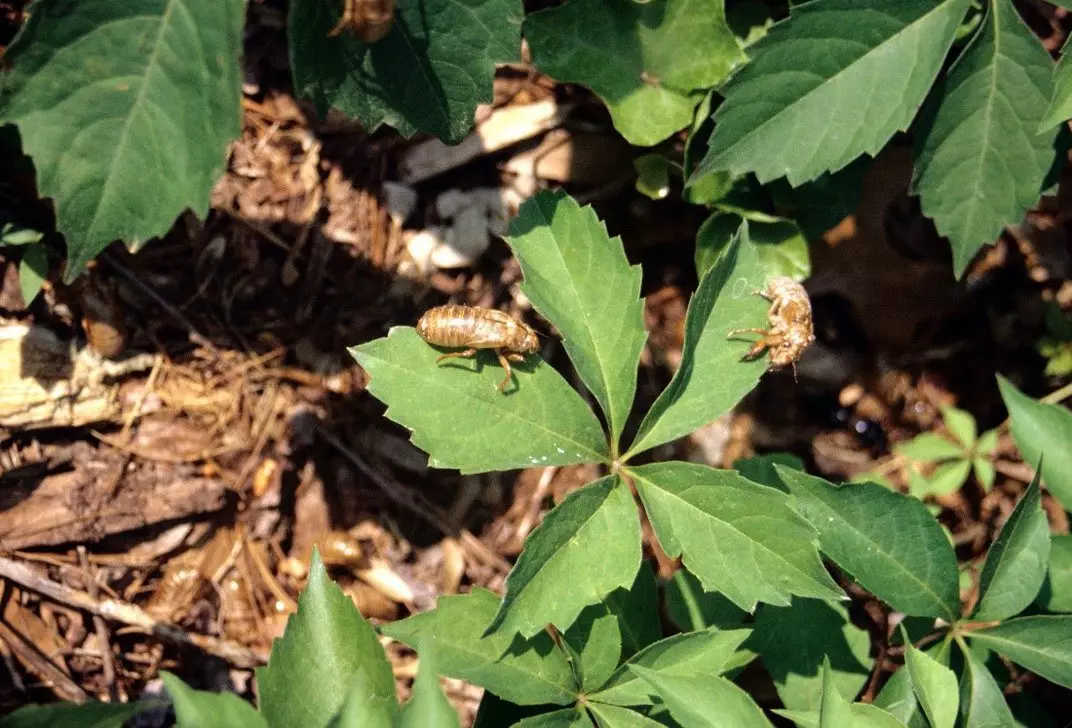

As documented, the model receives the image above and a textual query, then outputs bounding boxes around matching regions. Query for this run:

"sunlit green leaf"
[587,703,665,728]
[998,375,1072,510]
[18,245,47,306]
[895,433,965,463]
[941,406,977,449]
[399,641,461,728]
[873,666,926,728]
[695,213,809,282]
[816,658,854,728]
[968,615,1072,689]
[958,642,1017,728]
[626,665,773,727]
[161,672,266,728]
[1036,535,1072,613]
[562,604,622,693]
[904,638,957,728]
[1041,37,1072,132]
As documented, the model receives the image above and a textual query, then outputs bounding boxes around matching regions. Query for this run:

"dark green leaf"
[515,709,595,728]
[288,0,521,143]
[998,375,1072,510]
[563,604,622,693]
[626,224,770,456]
[695,213,809,282]
[506,191,647,447]
[626,665,773,727]
[0,702,145,728]
[904,638,958,728]
[592,628,751,707]
[0,0,243,279]
[161,672,265,728]
[699,0,971,186]
[959,641,1017,728]
[400,641,461,728]
[257,551,396,728]
[381,587,577,705]
[733,452,805,492]
[664,567,749,633]
[605,562,661,659]
[1036,534,1072,613]
[632,462,841,612]
[525,0,744,146]
[777,468,960,621]
[634,155,675,201]
[487,476,642,638]
[967,615,1072,689]
[912,0,1058,277]
[974,473,1050,621]
[350,328,609,474]
[1040,37,1072,131]
[752,599,870,711]
[18,245,47,306]
[471,693,555,728]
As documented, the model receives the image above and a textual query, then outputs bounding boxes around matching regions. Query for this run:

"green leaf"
[918,458,973,497]
[626,223,769,457]
[766,159,869,241]
[400,641,461,728]
[505,191,646,447]
[325,680,394,728]
[733,452,805,492]
[605,562,661,660]
[562,604,623,693]
[817,658,854,728]
[873,667,926,728]
[904,638,958,728]
[778,468,960,621]
[664,567,749,633]
[752,599,870,711]
[998,375,1072,510]
[1041,37,1072,132]
[350,328,609,474]
[1036,535,1072,613]
[634,155,675,201]
[525,0,744,146]
[778,704,908,728]
[632,462,841,612]
[592,628,752,707]
[941,406,977,449]
[487,476,642,638]
[626,665,773,727]
[257,550,396,728]
[587,703,665,728]
[381,588,576,705]
[0,0,243,280]
[974,473,1050,621]
[18,245,47,306]
[288,0,520,144]
[912,0,1058,277]
[515,709,595,728]
[695,213,809,282]
[973,457,996,492]
[0,224,43,246]
[959,641,1017,728]
[471,694,549,728]
[698,0,971,186]
[895,433,965,463]
[967,615,1072,689]
[0,702,146,728]
[977,428,999,457]
[161,672,266,728]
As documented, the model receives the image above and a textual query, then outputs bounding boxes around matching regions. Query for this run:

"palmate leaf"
[777,468,960,621]
[630,463,842,612]
[958,642,1017,728]
[0,0,244,280]
[967,615,1072,689]
[161,672,266,728]
[350,328,608,474]
[562,604,623,693]
[486,476,642,638]
[872,665,926,728]
[698,0,971,186]
[904,639,957,728]
[525,0,744,146]
[973,473,1050,621]
[912,0,1057,277]
[586,703,664,728]
[289,0,521,143]
[625,222,768,457]
[257,551,396,728]
[626,665,773,728]
[997,375,1072,510]
[381,588,577,706]
[506,192,646,448]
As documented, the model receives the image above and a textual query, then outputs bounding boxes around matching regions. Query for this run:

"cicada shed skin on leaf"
[416,305,540,392]
[728,276,815,373]
[328,0,395,43]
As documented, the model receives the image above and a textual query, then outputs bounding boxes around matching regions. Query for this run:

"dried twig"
[77,546,120,702]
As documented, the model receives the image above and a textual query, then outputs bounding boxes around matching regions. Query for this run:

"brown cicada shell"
[728,276,815,373]
[328,0,395,43]
[416,304,540,392]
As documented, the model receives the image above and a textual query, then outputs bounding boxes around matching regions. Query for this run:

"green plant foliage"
[872,666,926,728]
[698,0,970,186]
[515,709,594,727]
[0,702,145,728]
[896,407,998,496]
[751,599,870,711]
[0,0,244,280]
[562,604,623,693]
[967,616,1072,689]
[288,0,521,143]
[778,468,960,621]
[904,638,958,728]
[604,563,661,660]
[399,642,461,728]
[18,244,47,305]
[505,191,647,447]
[631,462,841,612]
[664,568,749,633]
[1036,535,1072,613]
[957,642,1017,728]
[998,376,1072,510]
[161,672,266,728]
[350,328,609,474]
[381,588,577,706]
[525,0,744,146]
[325,681,394,728]
[694,212,809,282]
[1041,38,1072,132]
[778,703,907,728]
[590,628,751,707]
[912,0,1058,277]
[627,665,773,727]
[634,154,675,201]
[486,476,642,638]
[816,658,854,728]
[587,702,665,727]
[973,474,1050,621]
[256,550,397,728]
[625,223,768,456]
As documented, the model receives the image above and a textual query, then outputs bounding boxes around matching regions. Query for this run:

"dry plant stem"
[77,546,119,702]
[0,617,87,703]
[0,557,264,669]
